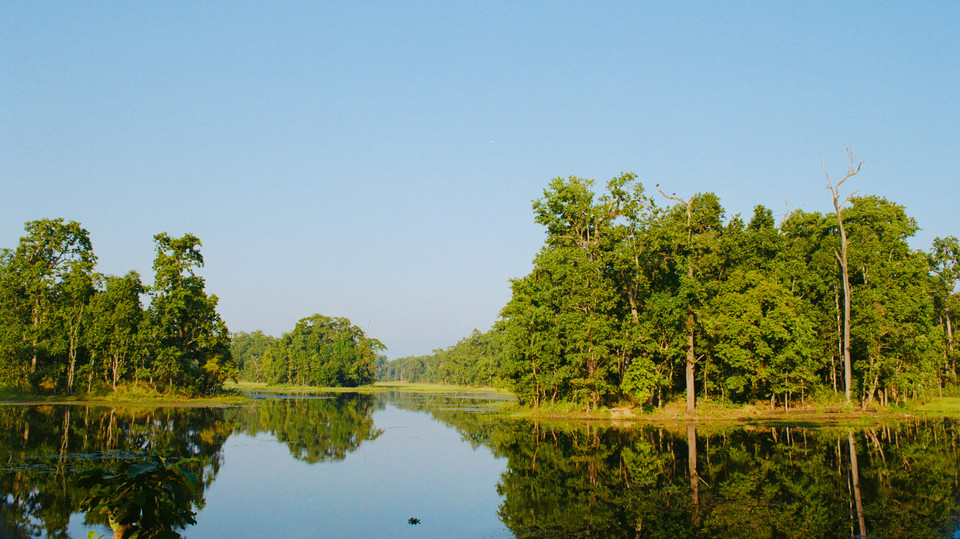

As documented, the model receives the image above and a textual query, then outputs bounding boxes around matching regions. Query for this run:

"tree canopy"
[412,168,955,414]
[240,314,384,388]
[0,219,236,395]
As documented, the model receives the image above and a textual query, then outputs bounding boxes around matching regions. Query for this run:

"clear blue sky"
[3,2,958,359]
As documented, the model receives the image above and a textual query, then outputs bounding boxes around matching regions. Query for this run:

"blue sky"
[3,2,958,358]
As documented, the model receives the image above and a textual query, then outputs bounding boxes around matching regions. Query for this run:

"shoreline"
[3,382,957,428]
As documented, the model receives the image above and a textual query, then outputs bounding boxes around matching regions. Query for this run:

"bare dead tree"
[823,144,862,405]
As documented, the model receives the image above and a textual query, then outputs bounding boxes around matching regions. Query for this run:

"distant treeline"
[383,162,960,413]
[0,219,234,395]
[231,314,384,387]
[377,328,507,387]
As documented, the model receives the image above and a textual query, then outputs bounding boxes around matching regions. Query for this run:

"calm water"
[1,393,959,538]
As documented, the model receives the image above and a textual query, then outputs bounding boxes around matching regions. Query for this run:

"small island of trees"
[231,314,384,388]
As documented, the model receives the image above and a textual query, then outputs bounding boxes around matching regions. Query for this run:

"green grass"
[227,379,511,397]
[500,392,960,427]
[908,396,960,414]
[0,385,251,407]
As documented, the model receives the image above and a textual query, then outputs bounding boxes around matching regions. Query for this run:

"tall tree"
[655,187,724,416]
[267,314,383,387]
[845,196,938,406]
[823,145,862,404]
[2,218,96,388]
[502,175,646,408]
[231,330,277,382]
[929,236,960,377]
[149,233,234,394]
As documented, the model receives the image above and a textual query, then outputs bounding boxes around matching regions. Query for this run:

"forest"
[0,219,234,395]
[6,154,959,413]
[383,154,960,414]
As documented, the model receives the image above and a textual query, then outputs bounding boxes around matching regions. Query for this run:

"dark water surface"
[1,393,959,538]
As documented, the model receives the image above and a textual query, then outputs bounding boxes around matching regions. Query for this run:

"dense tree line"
[0,218,234,395]
[232,314,383,387]
[495,164,958,412]
[377,166,958,412]
[378,328,507,387]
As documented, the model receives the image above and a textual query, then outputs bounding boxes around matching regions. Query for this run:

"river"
[0,391,957,538]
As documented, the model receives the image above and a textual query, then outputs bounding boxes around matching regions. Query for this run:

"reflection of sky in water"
[75,404,510,538]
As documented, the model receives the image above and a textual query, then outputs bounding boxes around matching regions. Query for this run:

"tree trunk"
[824,146,861,405]
[31,298,41,373]
[627,285,639,324]
[686,312,696,416]
[840,244,853,405]
[112,354,120,390]
[112,522,136,539]
[947,309,955,376]
[66,305,84,394]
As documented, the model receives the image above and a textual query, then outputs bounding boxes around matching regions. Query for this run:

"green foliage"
[0,404,235,538]
[379,327,508,387]
[233,394,382,462]
[78,456,200,538]
[148,233,235,394]
[0,220,235,396]
[498,173,953,411]
[230,330,277,381]
[242,314,384,388]
[447,416,960,539]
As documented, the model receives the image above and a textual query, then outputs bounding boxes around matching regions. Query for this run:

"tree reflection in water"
[452,417,960,539]
[0,395,386,537]
[0,405,234,538]
[230,393,382,463]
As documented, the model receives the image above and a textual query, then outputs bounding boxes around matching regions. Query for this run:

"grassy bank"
[228,379,511,397]
[0,385,251,407]
[4,380,956,428]
[0,380,511,407]
[501,395,960,427]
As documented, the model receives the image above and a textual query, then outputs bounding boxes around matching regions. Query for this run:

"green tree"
[88,272,146,391]
[703,206,818,407]
[655,188,725,415]
[929,235,960,377]
[845,196,940,406]
[0,218,97,389]
[501,175,640,408]
[230,330,277,382]
[148,233,234,394]
[269,314,382,387]
[823,146,863,404]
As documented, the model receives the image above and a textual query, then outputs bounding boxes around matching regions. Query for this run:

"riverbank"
[501,396,960,426]
[4,381,956,428]
[228,380,512,398]
[0,386,250,407]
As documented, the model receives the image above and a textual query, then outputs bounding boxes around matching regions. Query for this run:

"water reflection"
[464,419,960,538]
[232,394,383,463]
[0,396,959,538]
[0,405,233,538]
